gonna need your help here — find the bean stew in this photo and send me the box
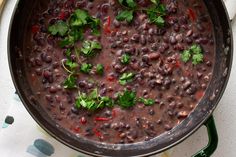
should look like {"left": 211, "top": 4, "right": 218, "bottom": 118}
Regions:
{"left": 26, "top": 0, "right": 215, "bottom": 144}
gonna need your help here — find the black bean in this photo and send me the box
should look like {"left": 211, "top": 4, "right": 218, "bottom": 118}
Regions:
{"left": 169, "top": 36, "right": 177, "bottom": 45}
{"left": 177, "top": 111, "right": 188, "bottom": 118}
{"left": 131, "top": 34, "right": 140, "bottom": 42}
{"left": 148, "top": 109, "right": 155, "bottom": 115}
{"left": 49, "top": 86, "right": 57, "bottom": 93}
{"left": 45, "top": 95, "right": 53, "bottom": 103}
{"left": 148, "top": 52, "right": 160, "bottom": 60}
{"left": 140, "top": 35, "right": 146, "bottom": 45}
{"left": 113, "top": 19, "right": 120, "bottom": 28}
{"left": 71, "top": 106, "right": 79, "bottom": 115}
{"left": 164, "top": 124, "right": 172, "bottom": 131}
{"left": 183, "top": 80, "right": 192, "bottom": 90}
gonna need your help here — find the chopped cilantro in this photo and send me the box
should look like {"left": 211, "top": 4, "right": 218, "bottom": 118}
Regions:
{"left": 117, "top": 90, "right": 136, "bottom": 108}
{"left": 48, "top": 21, "right": 69, "bottom": 36}
{"left": 181, "top": 44, "right": 204, "bottom": 65}
{"left": 121, "top": 53, "right": 131, "bottom": 64}
{"left": 96, "top": 64, "right": 104, "bottom": 75}
{"left": 63, "top": 75, "right": 77, "bottom": 89}
{"left": 139, "top": 97, "right": 155, "bottom": 106}
{"left": 75, "top": 89, "right": 114, "bottom": 110}
{"left": 80, "top": 63, "right": 92, "bottom": 74}
{"left": 119, "top": 72, "right": 135, "bottom": 85}
{"left": 116, "top": 10, "right": 134, "bottom": 23}
{"left": 81, "top": 40, "right": 102, "bottom": 57}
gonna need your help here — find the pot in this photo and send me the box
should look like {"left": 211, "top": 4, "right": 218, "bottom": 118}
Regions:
{"left": 8, "top": 0, "right": 233, "bottom": 156}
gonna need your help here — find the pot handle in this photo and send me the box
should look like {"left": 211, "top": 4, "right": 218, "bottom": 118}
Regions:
{"left": 192, "top": 116, "right": 218, "bottom": 157}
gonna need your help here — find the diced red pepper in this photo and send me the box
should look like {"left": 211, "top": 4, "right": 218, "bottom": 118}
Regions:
{"left": 95, "top": 117, "right": 110, "bottom": 121}
{"left": 107, "top": 75, "right": 115, "bottom": 82}
{"left": 175, "top": 59, "right": 181, "bottom": 68}
{"left": 195, "top": 90, "right": 205, "bottom": 100}
{"left": 31, "top": 25, "right": 40, "bottom": 34}
{"left": 104, "top": 16, "right": 111, "bottom": 34}
{"left": 73, "top": 126, "right": 80, "bottom": 133}
{"left": 93, "top": 128, "right": 102, "bottom": 137}
{"left": 188, "top": 8, "right": 196, "bottom": 22}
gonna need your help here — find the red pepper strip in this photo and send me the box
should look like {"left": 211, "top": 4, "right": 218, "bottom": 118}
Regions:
{"left": 188, "top": 8, "right": 196, "bottom": 22}
{"left": 104, "top": 16, "right": 111, "bottom": 34}
{"left": 93, "top": 128, "right": 102, "bottom": 137}
{"left": 31, "top": 25, "right": 40, "bottom": 34}
{"left": 95, "top": 117, "right": 110, "bottom": 121}
{"left": 112, "top": 109, "right": 116, "bottom": 118}
{"left": 195, "top": 90, "right": 205, "bottom": 100}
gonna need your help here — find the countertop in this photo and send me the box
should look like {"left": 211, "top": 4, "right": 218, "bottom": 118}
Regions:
{"left": 0, "top": 0, "right": 236, "bottom": 157}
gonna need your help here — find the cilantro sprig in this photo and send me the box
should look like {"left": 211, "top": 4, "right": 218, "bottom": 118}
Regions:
{"left": 146, "top": 1, "right": 166, "bottom": 27}
{"left": 181, "top": 44, "right": 204, "bottom": 65}
{"left": 48, "top": 9, "right": 101, "bottom": 48}
{"left": 75, "top": 88, "right": 114, "bottom": 110}
{"left": 116, "top": 0, "right": 167, "bottom": 27}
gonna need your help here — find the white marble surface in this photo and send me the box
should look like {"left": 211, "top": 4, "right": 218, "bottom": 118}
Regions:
{"left": 0, "top": 0, "right": 236, "bottom": 157}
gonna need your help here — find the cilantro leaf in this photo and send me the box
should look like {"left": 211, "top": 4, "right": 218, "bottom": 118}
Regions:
{"left": 119, "top": 72, "right": 135, "bottom": 85}
{"left": 48, "top": 21, "right": 69, "bottom": 36}
{"left": 118, "top": 0, "right": 137, "bottom": 9}
{"left": 59, "top": 29, "right": 84, "bottom": 47}
{"left": 116, "top": 10, "right": 134, "bottom": 23}
{"left": 192, "top": 53, "right": 204, "bottom": 65}
{"left": 190, "top": 44, "right": 202, "bottom": 54}
{"left": 88, "top": 18, "right": 101, "bottom": 36}
{"left": 139, "top": 97, "right": 155, "bottom": 106}
{"left": 65, "top": 60, "right": 78, "bottom": 71}
{"left": 96, "top": 64, "right": 104, "bottom": 75}
{"left": 117, "top": 90, "right": 136, "bottom": 108}
{"left": 70, "top": 9, "right": 89, "bottom": 27}
{"left": 80, "top": 63, "right": 92, "bottom": 74}
{"left": 81, "top": 40, "right": 102, "bottom": 57}
{"left": 63, "top": 75, "right": 77, "bottom": 89}
{"left": 121, "top": 53, "right": 131, "bottom": 64}
{"left": 181, "top": 50, "right": 191, "bottom": 62}
{"left": 150, "top": 0, "right": 160, "bottom": 4}
{"left": 147, "top": 4, "right": 166, "bottom": 27}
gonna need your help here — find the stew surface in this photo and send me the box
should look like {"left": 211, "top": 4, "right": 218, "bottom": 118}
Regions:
{"left": 26, "top": 0, "right": 215, "bottom": 144}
